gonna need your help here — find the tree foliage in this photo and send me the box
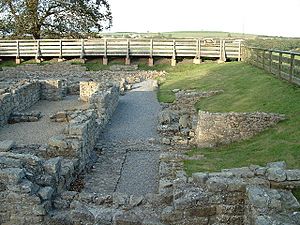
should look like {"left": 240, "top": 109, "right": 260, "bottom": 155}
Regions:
{"left": 0, "top": 0, "right": 112, "bottom": 39}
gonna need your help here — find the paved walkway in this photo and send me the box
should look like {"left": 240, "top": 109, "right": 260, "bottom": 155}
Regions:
{"left": 84, "top": 80, "right": 162, "bottom": 196}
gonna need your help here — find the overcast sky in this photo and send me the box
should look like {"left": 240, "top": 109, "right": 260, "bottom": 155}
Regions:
{"left": 109, "top": 0, "right": 300, "bottom": 37}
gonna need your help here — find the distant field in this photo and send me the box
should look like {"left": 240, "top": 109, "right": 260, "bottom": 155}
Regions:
{"left": 100, "top": 30, "right": 257, "bottom": 39}
{"left": 100, "top": 31, "right": 300, "bottom": 51}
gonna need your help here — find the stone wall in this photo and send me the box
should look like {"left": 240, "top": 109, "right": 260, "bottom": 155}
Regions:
{"left": 0, "top": 80, "right": 40, "bottom": 127}
{"left": 80, "top": 81, "right": 101, "bottom": 102}
{"left": 47, "top": 109, "right": 99, "bottom": 172}
{"left": 196, "top": 111, "right": 286, "bottom": 148}
{"left": 40, "top": 79, "right": 65, "bottom": 101}
{"left": 89, "top": 85, "right": 119, "bottom": 127}
{"left": 159, "top": 154, "right": 300, "bottom": 225}
{"left": 47, "top": 84, "right": 119, "bottom": 173}
{"left": 0, "top": 151, "right": 79, "bottom": 225}
{"left": 0, "top": 81, "right": 120, "bottom": 224}
{"left": 157, "top": 90, "right": 223, "bottom": 147}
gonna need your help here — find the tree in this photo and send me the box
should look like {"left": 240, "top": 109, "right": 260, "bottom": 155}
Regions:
{"left": 0, "top": 0, "right": 112, "bottom": 39}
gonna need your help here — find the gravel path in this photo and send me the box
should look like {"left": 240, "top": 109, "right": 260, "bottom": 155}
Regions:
{"left": 101, "top": 80, "right": 160, "bottom": 142}
{"left": 85, "top": 80, "right": 162, "bottom": 196}
{"left": 0, "top": 95, "right": 87, "bottom": 144}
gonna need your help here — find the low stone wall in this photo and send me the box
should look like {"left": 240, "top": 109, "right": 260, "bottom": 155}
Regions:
{"left": 0, "top": 81, "right": 119, "bottom": 224}
{"left": 0, "top": 151, "right": 79, "bottom": 224}
{"left": 196, "top": 111, "right": 286, "bottom": 148}
{"left": 47, "top": 84, "right": 119, "bottom": 173}
{"left": 80, "top": 81, "right": 101, "bottom": 102}
{"left": 159, "top": 154, "right": 300, "bottom": 225}
{"left": 40, "top": 79, "right": 65, "bottom": 101}
{"left": 0, "top": 80, "right": 40, "bottom": 127}
{"left": 47, "top": 109, "right": 99, "bottom": 172}
{"left": 157, "top": 90, "right": 223, "bottom": 147}
{"left": 89, "top": 85, "right": 119, "bottom": 127}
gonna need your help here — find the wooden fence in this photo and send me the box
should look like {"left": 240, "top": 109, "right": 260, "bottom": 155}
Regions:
{"left": 244, "top": 47, "right": 300, "bottom": 86}
{"left": 0, "top": 38, "right": 242, "bottom": 64}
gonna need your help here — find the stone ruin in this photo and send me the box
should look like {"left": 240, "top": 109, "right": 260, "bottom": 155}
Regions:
{"left": 0, "top": 63, "right": 165, "bottom": 224}
{"left": 159, "top": 155, "right": 300, "bottom": 225}
{"left": 0, "top": 78, "right": 120, "bottom": 224}
{"left": 0, "top": 63, "right": 299, "bottom": 225}
{"left": 157, "top": 89, "right": 286, "bottom": 148}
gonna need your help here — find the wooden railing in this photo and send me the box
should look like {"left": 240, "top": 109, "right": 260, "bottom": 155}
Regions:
{"left": 244, "top": 47, "right": 300, "bottom": 86}
{"left": 0, "top": 38, "right": 243, "bottom": 61}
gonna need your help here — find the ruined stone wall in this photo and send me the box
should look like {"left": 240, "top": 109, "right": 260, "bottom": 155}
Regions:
{"left": 0, "top": 80, "right": 40, "bottom": 127}
{"left": 80, "top": 81, "right": 101, "bottom": 102}
{"left": 47, "top": 85, "right": 119, "bottom": 172}
{"left": 47, "top": 109, "right": 98, "bottom": 173}
{"left": 89, "top": 85, "right": 119, "bottom": 127}
{"left": 40, "top": 79, "right": 65, "bottom": 101}
{"left": 0, "top": 151, "right": 80, "bottom": 225}
{"left": 0, "top": 80, "right": 120, "bottom": 224}
{"left": 196, "top": 111, "right": 285, "bottom": 148}
{"left": 160, "top": 154, "right": 300, "bottom": 225}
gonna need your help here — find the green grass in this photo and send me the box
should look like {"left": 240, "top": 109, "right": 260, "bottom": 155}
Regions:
{"left": 157, "top": 62, "right": 300, "bottom": 175}
{"left": 0, "top": 59, "right": 18, "bottom": 68}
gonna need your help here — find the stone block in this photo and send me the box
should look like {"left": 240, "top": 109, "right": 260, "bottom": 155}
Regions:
{"left": 286, "top": 169, "right": 300, "bottom": 181}
{"left": 267, "top": 161, "right": 287, "bottom": 169}
{"left": 171, "top": 58, "right": 176, "bottom": 67}
{"left": 161, "top": 206, "right": 183, "bottom": 223}
{"left": 193, "top": 58, "right": 202, "bottom": 64}
{"left": 48, "top": 135, "right": 68, "bottom": 149}
{"left": 185, "top": 205, "right": 216, "bottom": 217}
{"left": 57, "top": 58, "right": 65, "bottom": 62}
{"left": 222, "top": 167, "right": 255, "bottom": 178}
{"left": 0, "top": 168, "right": 25, "bottom": 184}
{"left": 15, "top": 58, "right": 21, "bottom": 64}
{"left": 192, "top": 172, "right": 209, "bottom": 186}
{"left": 43, "top": 157, "right": 62, "bottom": 175}
{"left": 0, "top": 140, "right": 15, "bottom": 152}
{"left": 38, "top": 186, "right": 54, "bottom": 201}
{"left": 103, "top": 57, "right": 108, "bottom": 65}
{"left": 125, "top": 57, "right": 131, "bottom": 65}
{"left": 266, "top": 167, "right": 287, "bottom": 182}
{"left": 148, "top": 58, "right": 154, "bottom": 67}
{"left": 113, "top": 211, "right": 142, "bottom": 225}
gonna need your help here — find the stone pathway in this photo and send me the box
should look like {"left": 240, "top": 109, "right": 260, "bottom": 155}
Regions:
{"left": 84, "top": 80, "right": 162, "bottom": 196}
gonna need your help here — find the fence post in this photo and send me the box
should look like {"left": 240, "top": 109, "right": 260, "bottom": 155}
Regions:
{"left": 16, "top": 40, "right": 21, "bottom": 64}
{"left": 171, "top": 39, "right": 176, "bottom": 66}
{"left": 193, "top": 39, "right": 202, "bottom": 64}
{"left": 262, "top": 50, "right": 265, "bottom": 69}
{"left": 103, "top": 39, "right": 108, "bottom": 65}
{"left": 289, "top": 53, "right": 295, "bottom": 82}
{"left": 238, "top": 41, "right": 241, "bottom": 61}
{"left": 278, "top": 52, "right": 282, "bottom": 77}
{"left": 125, "top": 39, "right": 131, "bottom": 65}
{"left": 218, "top": 40, "right": 226, "bottom": 63}
{"left": 148, "top": 39, "right": 154, "bottom": 66}
{"left": 80, "top": 39, "right": 85, "bottom": 62}
{"left": 58, "top": 40, "right": 64, "bottom": 62}
{"left": 35, "top": 40, "right": 42, "bottom": 63}
{"left": 269, "top": 50, "right": 272, "bottom": 73}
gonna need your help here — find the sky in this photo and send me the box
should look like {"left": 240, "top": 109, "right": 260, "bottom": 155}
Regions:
{"left": 108, "top": 0, "right": 300, "bottom": 37}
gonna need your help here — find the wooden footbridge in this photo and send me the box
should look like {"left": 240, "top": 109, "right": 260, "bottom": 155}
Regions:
{"left": 0, "top": 38, "right": 243, "bottom": 66}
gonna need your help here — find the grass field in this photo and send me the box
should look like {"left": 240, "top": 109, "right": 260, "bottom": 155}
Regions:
{"left": 101, "top": 30, "right": 257, "bottom": 39}
{"left": 155, "top": 62, "right": 300, "bottom": 175}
